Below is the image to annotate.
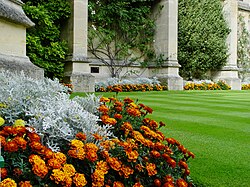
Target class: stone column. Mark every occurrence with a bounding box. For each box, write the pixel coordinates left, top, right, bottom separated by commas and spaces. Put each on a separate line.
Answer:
0, 0, 44, 79
151, 0, 183, 90
212, 0, 241, 90
62, 0, 95, 92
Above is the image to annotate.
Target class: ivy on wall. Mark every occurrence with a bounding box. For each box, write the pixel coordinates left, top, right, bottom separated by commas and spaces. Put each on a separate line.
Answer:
178, 0, 230, 80
88, 0, 160, 78
22, 0, 70, 80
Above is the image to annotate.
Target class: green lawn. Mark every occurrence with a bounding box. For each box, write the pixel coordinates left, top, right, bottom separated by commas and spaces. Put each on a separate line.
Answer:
72, 90, 250, 187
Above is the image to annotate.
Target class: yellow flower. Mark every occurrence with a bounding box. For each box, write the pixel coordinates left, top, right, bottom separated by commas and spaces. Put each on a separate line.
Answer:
0, 117, 5, 126
73, 173, 87, 187
13, 119, 25, 127
0, 178, 17, 187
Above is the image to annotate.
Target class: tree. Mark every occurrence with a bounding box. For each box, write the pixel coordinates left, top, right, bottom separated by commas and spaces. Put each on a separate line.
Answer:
22, 0, 70, 80
88, 0, 159, 78
237, 14, 250, 82
178, 0, 230, 80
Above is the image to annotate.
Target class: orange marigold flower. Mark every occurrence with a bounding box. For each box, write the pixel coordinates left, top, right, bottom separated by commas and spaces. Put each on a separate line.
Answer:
176, 178, 188, 187
44, 148, 54, 159
86, 151, 98, 162
150, 150, 161, 158
85, 143, 98, 152
70, 139, 84, 149
135, 164, 144, 172
98, 105, 109, 113
29, 141, 44, 152
114, 113, 122, 119
129, 102, 138, 108
4, 140, 18, 152
178, 160, 188, 170
166, 138, 176, 145
32, 162, 48, 178
107, 157, 122, 171
53, 152, 67, 165
91, 170, 105, 187
104, 118, 117, 125
167, 158, 176, 168
155, 142, 165, 150
50, 169, 65, 184
146, 163, 157, 176
2, 126, 16, 136
163, 175, 174, 183
162, 182, 175, 187
149, 120, 158, 128
123, 97, 133, 103
114, 101, 123, 107
19, 181, 32, 187
27, 132, 41, 142
47, 158, 62, 169
96, 161, 109, 173
113, 181, 125, 187
100, 150, 110, 159
187, 151, 195, 158
121, 122, 133, 131
15, 126, 27, 136
29, 154, 41, 164
159, 121, 166, 127
76, 132, 87, 141
119, 165, 134, 178
127, 108, 141, 117
62, 164, 76, 177
0, 168, 8, 179
92, 133, 103, 140
115, 106, 123, 112
0, 178, 17, 187
178, 145, 187, 154
13, 136, 27, 150
0, 135, 6, 147
133, 182, 144, 187
13, 167, 23, 177
126, 150, 139, 161
68, 148, 85, 160
100, 97, 110, 103
73, 173, 87, 187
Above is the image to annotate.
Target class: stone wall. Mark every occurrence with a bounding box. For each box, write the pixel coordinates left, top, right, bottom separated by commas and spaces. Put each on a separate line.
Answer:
0, 0, 44, 79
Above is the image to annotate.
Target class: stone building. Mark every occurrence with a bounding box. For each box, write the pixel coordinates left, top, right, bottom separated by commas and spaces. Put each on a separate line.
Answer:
0, 0, 44, 78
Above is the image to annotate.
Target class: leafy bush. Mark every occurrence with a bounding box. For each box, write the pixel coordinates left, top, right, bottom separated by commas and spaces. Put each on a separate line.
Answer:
22, 0, 71, 80
0, 70, 114, 151
178, 0, 230, 79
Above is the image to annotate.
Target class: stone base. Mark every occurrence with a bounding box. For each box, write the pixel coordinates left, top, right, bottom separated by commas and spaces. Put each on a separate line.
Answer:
156, 75, 183, 90
212, 68, 241, 90
64, 72, 95, 92
0, 53, 44, 79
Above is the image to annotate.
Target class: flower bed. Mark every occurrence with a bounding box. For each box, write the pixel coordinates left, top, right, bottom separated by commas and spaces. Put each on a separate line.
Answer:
0, 71, 194, 186
95, 77, 167, 92
241, 83, 250, 90
184, 80, 231, 90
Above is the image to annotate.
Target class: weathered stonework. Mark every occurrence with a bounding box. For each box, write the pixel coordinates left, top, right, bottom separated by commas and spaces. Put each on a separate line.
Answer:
62, 0, 94, 92
152, 0, 183, 90
213, 0, 241, 90
0, 0, 44, 79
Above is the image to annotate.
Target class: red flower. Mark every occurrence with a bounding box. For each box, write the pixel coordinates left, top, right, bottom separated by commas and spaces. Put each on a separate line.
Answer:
0, 168, 8, 179
4, 140, 18, 152
176, 178, 188, 187
76, 132, 87, 141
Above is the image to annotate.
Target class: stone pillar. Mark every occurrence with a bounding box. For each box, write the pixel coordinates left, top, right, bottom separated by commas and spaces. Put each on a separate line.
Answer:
152, 0, 183, 90
212, 0, 241, 90
62, 0, 94, 92
0, 0, 44, 79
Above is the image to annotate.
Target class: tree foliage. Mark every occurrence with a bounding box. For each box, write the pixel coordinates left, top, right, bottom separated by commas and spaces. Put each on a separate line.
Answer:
178, 0, 230, 79
22, 0, 70, 80
237, 14, 250, 82
88, 0, 159, 78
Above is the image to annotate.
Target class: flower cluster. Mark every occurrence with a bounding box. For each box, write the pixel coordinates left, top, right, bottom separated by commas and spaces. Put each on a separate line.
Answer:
96, 84, 168, 92
184, 80, 231, 90
242, 83, 250, 90
95, 77, 167, 92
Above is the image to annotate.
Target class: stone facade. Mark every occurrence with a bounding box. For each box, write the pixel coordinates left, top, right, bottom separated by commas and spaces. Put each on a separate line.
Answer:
62, 0, 95, 92
0, 0, 44, 79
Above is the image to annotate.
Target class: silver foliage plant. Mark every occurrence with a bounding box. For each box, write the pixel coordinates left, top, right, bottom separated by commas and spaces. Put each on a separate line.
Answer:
0, 70, 114, 151
95, 77, 161, 89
